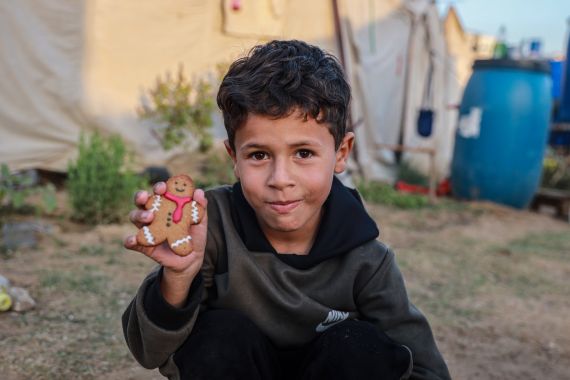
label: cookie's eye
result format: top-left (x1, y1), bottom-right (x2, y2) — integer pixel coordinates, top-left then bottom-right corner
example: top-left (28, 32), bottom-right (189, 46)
top-left (175, 181), bottom-right (178, 185)
top-left (183, 183), bottom-right (187, 186)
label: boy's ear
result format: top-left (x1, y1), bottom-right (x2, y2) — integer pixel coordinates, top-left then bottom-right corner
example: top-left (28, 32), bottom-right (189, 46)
top-left (334, 132), bottom-right (355, 174)
top-left (224, 140), bottom-right (236, 161)
top-left (224, 140), bottom-right (240, 179)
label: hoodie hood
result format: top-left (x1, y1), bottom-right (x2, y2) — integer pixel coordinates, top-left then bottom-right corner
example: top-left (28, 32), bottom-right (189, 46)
top-left (231, 176), bottom-right (379, 269)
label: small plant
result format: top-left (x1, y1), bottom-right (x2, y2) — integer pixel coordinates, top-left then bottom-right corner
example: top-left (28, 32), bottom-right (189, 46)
top-left (0, 164), bottom-right (58, 215)
top-left (357, 180), bottom-right (429, 209)
top-left (67, 132), bottom-right (144, 224)
top-left (138, 64), bottom-right (214, 152)
top-left (397, 160), bottom-right (429, 187)
top-left (1, 163), bottom-right (33, 211)
top-left (39, 183), bottom-right (58, 215)
top-left (542, 149), bottom-right (570, 190)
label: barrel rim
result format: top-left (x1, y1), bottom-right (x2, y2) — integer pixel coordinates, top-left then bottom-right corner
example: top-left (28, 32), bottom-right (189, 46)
top-left (473, 59), bottom-right (551, 74)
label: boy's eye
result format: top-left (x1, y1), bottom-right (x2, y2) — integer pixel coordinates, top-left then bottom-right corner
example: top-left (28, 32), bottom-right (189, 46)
top-left (296, 149), bottom-right (313, 159)
top-left (249, 151), bottom-right (268, 161)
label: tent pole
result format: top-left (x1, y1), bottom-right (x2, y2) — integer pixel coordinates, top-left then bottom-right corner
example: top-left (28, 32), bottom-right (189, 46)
top-left (331, 0), bottom-right (345, 68)
top-left (397, 11), bottom-right (417, 160)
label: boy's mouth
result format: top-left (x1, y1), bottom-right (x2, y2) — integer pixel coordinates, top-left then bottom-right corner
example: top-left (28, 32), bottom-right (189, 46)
top-left (268, 200), bottom-right (301, 214)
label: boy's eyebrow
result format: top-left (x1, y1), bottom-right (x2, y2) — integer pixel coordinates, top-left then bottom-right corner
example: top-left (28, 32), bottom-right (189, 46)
top-left (288, 140), bottom-right (323, 148)
top-left (240, 142), bottom-right (267, 152)
top-left (240, 140), bottom-right (323, 152)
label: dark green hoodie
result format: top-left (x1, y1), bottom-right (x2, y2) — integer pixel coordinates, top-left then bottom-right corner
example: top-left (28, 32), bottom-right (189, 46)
top-left (122, 178), bottom-right (450, 379)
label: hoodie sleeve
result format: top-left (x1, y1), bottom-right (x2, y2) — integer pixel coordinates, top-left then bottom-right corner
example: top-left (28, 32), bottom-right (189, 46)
top-left (121, 189), bottom-right (224, 370)
top-left (355, 246), bottom-right (451, 380)
top-left (121, 267), bottom-right (203, 369)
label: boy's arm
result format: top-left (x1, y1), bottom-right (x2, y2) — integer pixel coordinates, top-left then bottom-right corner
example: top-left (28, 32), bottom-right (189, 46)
top-left (356, 247), bottom-right (451, 380)
top-left (121, 222), bottom-right (220, 370)
top-left (122, 188), bottom-right (220, 370)
top-left (121, 267), bottom-right (203, 369)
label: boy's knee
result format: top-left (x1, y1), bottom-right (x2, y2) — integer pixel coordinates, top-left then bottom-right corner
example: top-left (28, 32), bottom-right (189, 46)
top-left (174, 309), bottom-right (280, 380)
top-left (310, 320), bottom-right (412, 379)
top-left (190, 309), bottom-right (264, 349)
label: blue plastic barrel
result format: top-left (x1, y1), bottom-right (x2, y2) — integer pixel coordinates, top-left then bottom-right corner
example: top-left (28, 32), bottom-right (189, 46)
top-left (558, 33), bottom-right (570, 122)
top-left (550, 59), bottom-right (563, 101)
top-left (451, 59), bottom-right (552, 209)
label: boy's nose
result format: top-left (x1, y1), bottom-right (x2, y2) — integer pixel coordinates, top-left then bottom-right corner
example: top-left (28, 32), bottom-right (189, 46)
top-left (267, 158), bottom-right (294, 189)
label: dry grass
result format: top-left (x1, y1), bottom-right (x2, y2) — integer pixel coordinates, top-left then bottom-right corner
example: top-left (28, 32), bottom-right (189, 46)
top-left (1, 200), bottom-right (569, 379)
top-left (370, 201), bottom-right (570, 380)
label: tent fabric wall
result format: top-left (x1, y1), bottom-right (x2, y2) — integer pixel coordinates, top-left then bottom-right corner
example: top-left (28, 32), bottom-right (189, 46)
top-left (0, 1), bottom-right (88, 172)
top-left (223, 0), bottom-right (285, 37)
top-left (443, 6), bottom-right (495, 87)
top-left (0, 0), bottom-right (338, 172)
top-left (339, 0), bottom-right (410, 181)
top-left (341, 0), bottom-right (460, 182)
top-left (0, 0), bottom-right (460, 183)
top-left (401, 4), bottom-right (460, 181)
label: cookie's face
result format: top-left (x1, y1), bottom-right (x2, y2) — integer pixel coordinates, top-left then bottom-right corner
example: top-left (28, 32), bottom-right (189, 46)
top-left (166, 175), bottom-right (195, 197)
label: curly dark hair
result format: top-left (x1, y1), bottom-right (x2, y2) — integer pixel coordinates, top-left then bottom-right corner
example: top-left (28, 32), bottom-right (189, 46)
top-left (217, 40), bottom-right (351, 150)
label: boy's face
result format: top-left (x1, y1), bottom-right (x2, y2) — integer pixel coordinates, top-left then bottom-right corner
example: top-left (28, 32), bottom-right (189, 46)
top-left (225, 112), bottom-right (354, 249)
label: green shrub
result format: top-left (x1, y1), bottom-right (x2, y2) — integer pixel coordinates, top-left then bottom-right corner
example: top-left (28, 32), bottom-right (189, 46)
top-left (356, 180), bottom-right (429, 209)
top-left (138, 64), bottom-right (214, 152)
top-left (67, 133), bottom-right (144, 224)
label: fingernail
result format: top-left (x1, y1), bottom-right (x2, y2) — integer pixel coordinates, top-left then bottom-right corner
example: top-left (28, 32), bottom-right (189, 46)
top-left (142, 211), bottom-right (151, 219)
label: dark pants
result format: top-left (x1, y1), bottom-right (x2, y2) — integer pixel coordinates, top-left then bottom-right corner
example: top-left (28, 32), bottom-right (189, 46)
top-left (174, 309), bottom-right (412, 380)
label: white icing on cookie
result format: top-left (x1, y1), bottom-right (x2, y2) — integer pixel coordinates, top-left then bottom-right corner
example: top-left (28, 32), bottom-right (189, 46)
top-left (142, 226), bottom-right (155, 245)
top-left (191, 201), bottom-right (199, 223)
top-left (170, 235), bottom-right (192, 248)
top-left (171, 235), bottom-right (192, 249)
top-left (150, 195), bottom-right (162, 213)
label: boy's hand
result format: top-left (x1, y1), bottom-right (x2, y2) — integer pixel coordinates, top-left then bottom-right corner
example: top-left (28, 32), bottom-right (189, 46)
top-left (124, 182), bottom-right (208, 282)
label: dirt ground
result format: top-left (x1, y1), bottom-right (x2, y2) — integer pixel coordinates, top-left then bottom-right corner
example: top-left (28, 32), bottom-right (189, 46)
top-left (1, 196), bottom-right (569, 379)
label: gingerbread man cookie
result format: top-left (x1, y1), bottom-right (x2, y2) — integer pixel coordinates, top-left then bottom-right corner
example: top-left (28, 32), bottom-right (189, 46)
top-left (136, 174), bottom-right (205, 256)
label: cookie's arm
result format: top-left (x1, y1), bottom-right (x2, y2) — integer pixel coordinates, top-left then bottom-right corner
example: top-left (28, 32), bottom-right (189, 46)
top-left (189, 200), bottom-right (205, 225)
top-left (144, 194), bottom-right (163, 213)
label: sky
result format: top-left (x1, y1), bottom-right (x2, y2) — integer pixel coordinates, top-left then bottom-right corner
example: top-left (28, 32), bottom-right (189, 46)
top-left (436, 0), bottom-right (570, 57)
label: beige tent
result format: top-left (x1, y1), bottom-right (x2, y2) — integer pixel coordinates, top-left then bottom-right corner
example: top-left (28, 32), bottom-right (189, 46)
top-left (0, 0), bottom-right (460, 183)
top-left (342, 0), bottom-right (462, 182)
top-left (0, 0), bottom-right (341, 172)
top-left (443, 5), bottom-right (495, 86)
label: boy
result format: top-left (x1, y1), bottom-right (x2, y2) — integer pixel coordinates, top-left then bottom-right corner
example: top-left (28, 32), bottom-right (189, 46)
top-left (123, 40), bottom-right (450, 380)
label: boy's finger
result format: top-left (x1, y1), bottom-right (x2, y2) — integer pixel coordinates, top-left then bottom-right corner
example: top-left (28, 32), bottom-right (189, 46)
top-left (192, 189), bottom-right (208, 230)
top-left (188, 190), bottom-right (208, 252)
top-left (129, 209), bottom-right (153, 228)
top-left (193, 189), bottom-right (208, 208)
top-left (124, 235), bottom-right (138, 249)
top-left (134, 190), bottom-right (149, 208)
top-left (153, 182), bottom-right (167, 195)
top-left (123, 235), bottom-right (155, 257)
